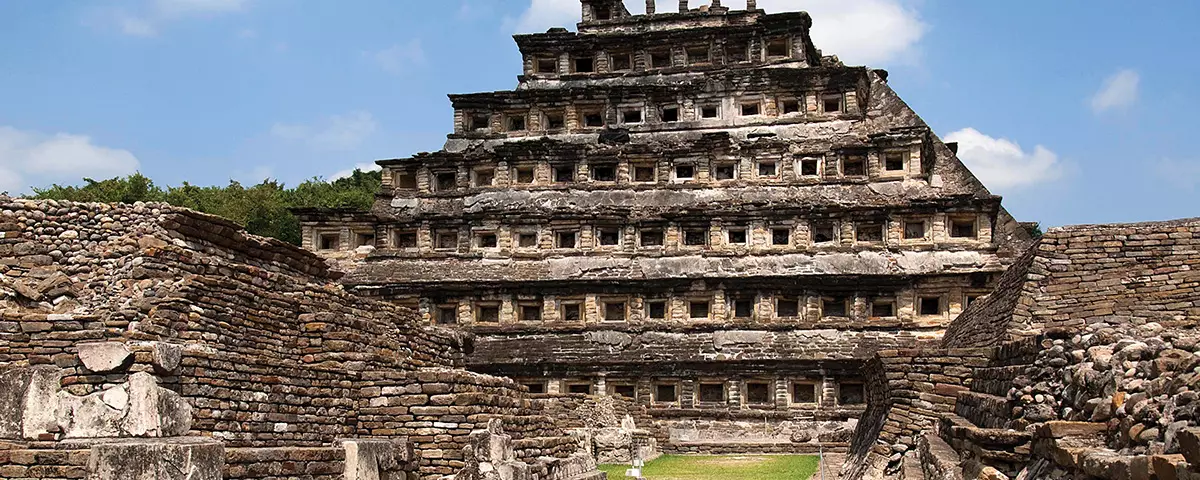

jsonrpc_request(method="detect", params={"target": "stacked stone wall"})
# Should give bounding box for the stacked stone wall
[941,242,1038,349]
[0,198,599,480]
[1021,220,1200,332]
[529,393,635,430]
[0,447,90,480]
[841,356,889,480]
[224,447,345,480]
[874,348,989,447]
[848,218,1200,480]
[945,219,1200,349]
[357,368,579,478]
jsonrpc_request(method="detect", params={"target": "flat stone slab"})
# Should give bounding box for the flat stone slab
[77,342,132,373]
[1035,421,1109,439]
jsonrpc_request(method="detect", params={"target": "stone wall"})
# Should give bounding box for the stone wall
[224,446,346,480]
[471,328,928,370]
[0,447,90,480]
[840,356,889,480]
[941,241,1038,349]
[0,198,600,480]
[944,218,1200,349]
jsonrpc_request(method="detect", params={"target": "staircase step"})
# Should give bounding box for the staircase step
[939,414,1030,449]
[937,414,1031,473]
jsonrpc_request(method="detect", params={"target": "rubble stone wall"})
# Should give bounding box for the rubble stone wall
[471,328,928,368]
[0,447,90,480]
[841,356,889,480]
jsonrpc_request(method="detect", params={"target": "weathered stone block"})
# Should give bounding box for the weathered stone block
[1035,421,1109,439]
[712,330,768,349]
[151,342,182,373]
[86,438,223,480]
[76,342,132,373]
[341,438,412,480]
[59,371,192,439]
[0,365,62,440]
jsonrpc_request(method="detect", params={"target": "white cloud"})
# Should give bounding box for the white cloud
[1090,69,1140,114]
[271,111,379,151]
[945,128,1064,190]
[105,0,250,37]
[0,126,141,194]
[510,0,925,65]
[797,0,925,66]
[366,40,426,76]
[330,163,382,182]
[511,0,581,33]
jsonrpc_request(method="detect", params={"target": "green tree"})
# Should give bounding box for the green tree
[33,172,165,204]
[31,170,381,245]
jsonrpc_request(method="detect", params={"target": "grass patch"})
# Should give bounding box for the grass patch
[599,455,822,480]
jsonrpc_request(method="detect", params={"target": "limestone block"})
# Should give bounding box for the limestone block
[60,390,124,438]
[0,365,63,440]
[87,437,223,480]
[77,342,132,373]
[101,387,129,411]
[341,438,412,480]
[61,372,192,439]
[151,342,182,373]
[1035,421,1108,439]
[456,419,532,480]
[123,372,191,437]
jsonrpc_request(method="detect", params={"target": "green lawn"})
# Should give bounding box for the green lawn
[599,455,822,480]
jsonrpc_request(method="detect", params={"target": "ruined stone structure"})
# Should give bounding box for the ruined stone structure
[10,3,1199,480]
[0,197,605,480]
[842,219,1200,480]
[295,0,1032,454]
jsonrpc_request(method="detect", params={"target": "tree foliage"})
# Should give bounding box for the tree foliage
[31,170,381,245]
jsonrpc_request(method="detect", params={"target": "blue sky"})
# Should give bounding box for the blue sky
[0,0,1197,228]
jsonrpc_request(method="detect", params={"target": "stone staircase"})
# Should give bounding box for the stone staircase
[933,340,1039,479]
[938,414,1030,478]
